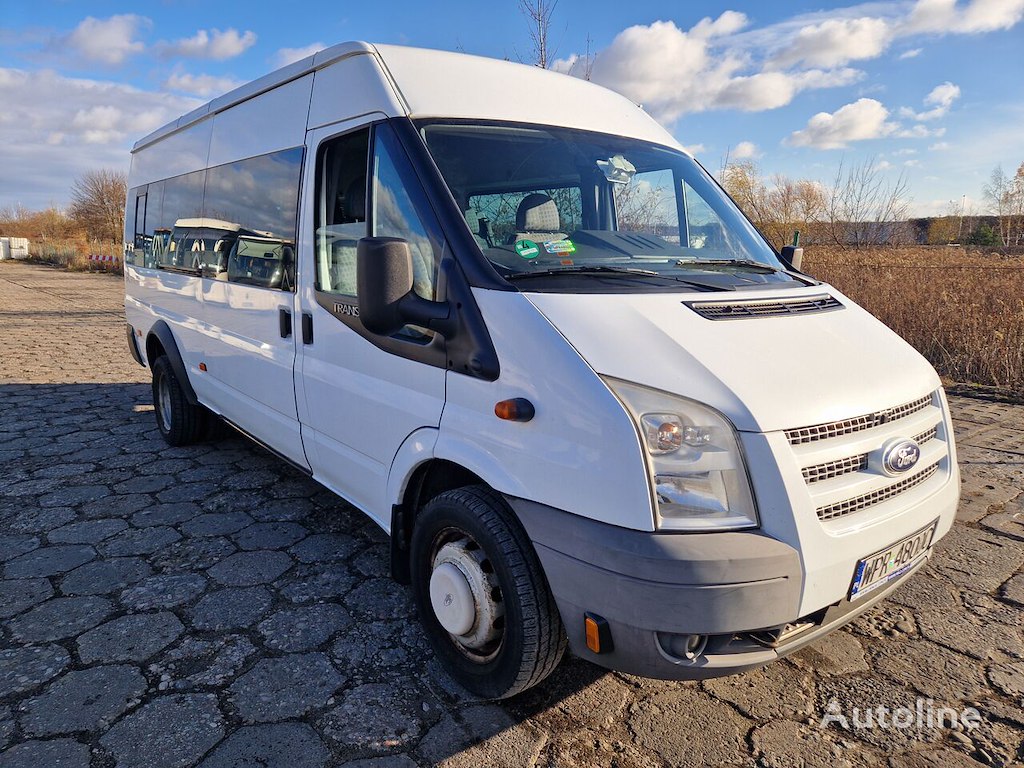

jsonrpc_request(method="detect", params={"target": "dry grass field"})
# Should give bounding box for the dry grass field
[804,246,1024,397]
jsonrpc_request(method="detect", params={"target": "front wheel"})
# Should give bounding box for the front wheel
[410,485,566,699]
[151,356,206,446]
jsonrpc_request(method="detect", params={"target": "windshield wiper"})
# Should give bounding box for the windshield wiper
[675,258,784,273]
[508,265,727,291]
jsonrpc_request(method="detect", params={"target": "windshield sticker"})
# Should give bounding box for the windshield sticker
[560,258,575,266]
[543,239,577,255]
[514,239,540,259]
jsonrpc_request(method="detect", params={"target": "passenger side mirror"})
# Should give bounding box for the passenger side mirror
[780,245,803,272]
[357,237,452,336]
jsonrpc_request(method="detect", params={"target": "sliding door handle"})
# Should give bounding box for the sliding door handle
[301,313,313,345]
[279,308,292,338]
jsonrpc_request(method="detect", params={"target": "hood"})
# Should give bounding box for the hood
[524,286,941,434]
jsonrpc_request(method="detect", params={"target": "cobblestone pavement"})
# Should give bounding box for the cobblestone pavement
[1,260,1023,768]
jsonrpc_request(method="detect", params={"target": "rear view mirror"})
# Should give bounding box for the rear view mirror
[780,245,803,272]
[357,237,451,336]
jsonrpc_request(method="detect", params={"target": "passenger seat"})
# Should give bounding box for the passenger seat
[512,193,566,244]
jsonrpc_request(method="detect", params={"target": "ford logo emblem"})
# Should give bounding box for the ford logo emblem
[881,438,921,475]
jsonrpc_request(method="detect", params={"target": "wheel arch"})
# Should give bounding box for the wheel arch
[145,320,198,406]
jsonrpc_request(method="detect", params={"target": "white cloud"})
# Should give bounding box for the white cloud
[892,148,919,155]
[731,141,760,159]
[164,72,242,98]
[904,0,1024,34]
[681,143,707,155]
[900,81,961,120]
[568,16,863,124]
[898,47,923,58]
[162,28,256,60]
[274,43,325,68]
[770,17,894,69]
[65,15,149,65]
[930,141,952,150]
[877,159,894,170]
[787,98,896,149]
[0,67,199,209]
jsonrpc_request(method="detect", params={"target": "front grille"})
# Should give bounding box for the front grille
[816,464,939,521]
[687,294,843,320]
[786,394,933,446]
[801,426,939,484]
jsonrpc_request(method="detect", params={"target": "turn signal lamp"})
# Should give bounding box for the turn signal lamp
[494,398,535,422]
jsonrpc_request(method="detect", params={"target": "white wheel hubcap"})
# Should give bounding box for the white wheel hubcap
[429,562,475,636]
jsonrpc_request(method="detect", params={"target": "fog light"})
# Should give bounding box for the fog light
[661,633,708,661]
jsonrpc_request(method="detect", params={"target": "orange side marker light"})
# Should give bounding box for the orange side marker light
[494,398,535,422]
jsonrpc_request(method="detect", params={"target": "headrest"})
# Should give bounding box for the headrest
[516,193,560,232]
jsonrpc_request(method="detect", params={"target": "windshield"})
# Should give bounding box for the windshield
[419,121,791,291]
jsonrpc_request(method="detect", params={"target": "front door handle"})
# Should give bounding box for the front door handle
[279,308,292,339]
[301,313,313,345]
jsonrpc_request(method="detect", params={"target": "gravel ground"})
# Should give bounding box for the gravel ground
[1,260,1022,767]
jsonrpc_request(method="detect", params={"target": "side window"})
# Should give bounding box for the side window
[370,123,443,302]
[614,169,679,239]
[205,147,303,291]
[683,180,731,254]
[314,128,370,297]
[158,170,206,269]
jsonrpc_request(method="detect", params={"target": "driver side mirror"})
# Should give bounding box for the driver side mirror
[357,237,452,337]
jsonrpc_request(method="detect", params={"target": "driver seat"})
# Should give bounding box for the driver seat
[512,193,566,244]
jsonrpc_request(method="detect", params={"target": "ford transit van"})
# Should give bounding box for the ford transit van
[124,42,960,698]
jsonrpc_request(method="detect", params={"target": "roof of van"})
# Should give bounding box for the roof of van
[133,42,683,155]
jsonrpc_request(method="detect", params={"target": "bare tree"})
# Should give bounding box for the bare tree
[69,168,127,243]
[518,0,558,68]
[984,163,1024,246]
[824,158,911,248]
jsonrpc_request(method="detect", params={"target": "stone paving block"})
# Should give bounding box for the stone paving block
[77,612,185,663]
[233,521,309,550]
[0,535,39,562]
[917,608,1024,660]
[99,693,224,768]
[627,688,751,766]
[0,738,91,768]
[932,526,1024,595]
[7,596,113,642]
[987,660,1024,699]
[3,544,95,578]
[38,484,109,508]
[279,564,357,603]
[1002,573,1024,605]
[257,603,352,652]
[0,578,53,619]
[980,507,1024,542]
[6,506,76,534]
[98,525,182,556]
[191,586,273,630]
[343,578,415,621]
[48,518,127,544]
[871,639,988,701]
[338,757,419,768]
[151,536,236,571]
[704,661,817,721]
[207,550,292,586]
[0,644,70,697]
[789,629,870,676]
[229,653,343,723]
[417,710,548,768]
[120,573,207,610]
[154,635,256,690]
[157,481,220,504]
[113,474,176,494]
[318,682,442,757]
[20,665,146,736]
[81,493,152,519]
[289,532,361,563]
[198,722,330,768]
[60,556,152,595]
[0,706,12,749]
[130,501,202,527]
[183,511,255,537]
[750,719,884,768]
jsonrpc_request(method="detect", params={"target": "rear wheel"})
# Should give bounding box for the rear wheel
[410,485,566,699]
[151,356,206,446]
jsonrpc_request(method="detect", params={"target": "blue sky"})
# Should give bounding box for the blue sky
[2,0,1023,216]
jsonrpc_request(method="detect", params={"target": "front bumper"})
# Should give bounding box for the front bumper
[508,496,928,680]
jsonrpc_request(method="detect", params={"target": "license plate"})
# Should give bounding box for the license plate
[849,520,937,600]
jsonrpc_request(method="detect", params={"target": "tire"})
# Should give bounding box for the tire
[151,355,206,446]
[410,485,566,699]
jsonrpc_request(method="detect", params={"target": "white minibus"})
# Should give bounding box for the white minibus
[125,42,960,698]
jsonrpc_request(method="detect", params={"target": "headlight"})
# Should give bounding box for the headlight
[604,377,758,532]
